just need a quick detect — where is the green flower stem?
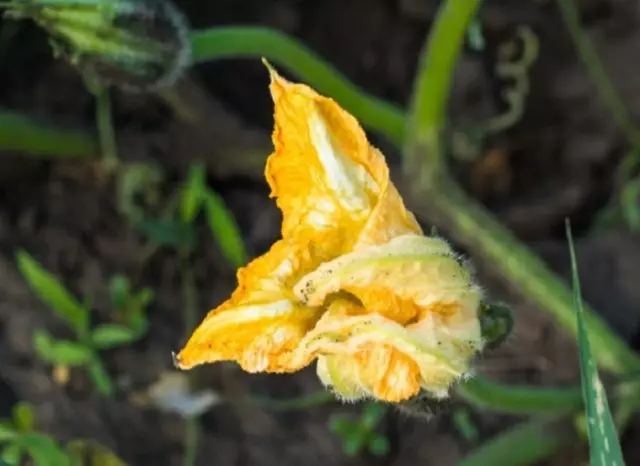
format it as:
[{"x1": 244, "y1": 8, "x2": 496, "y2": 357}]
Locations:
[
  {"x1": 404, "y1": 0, "x2": 640, "y2": 375},
  {"x1": 457, "y1": 377, "x2": 582, "y2": 414},
  {"x1": 459, "y1": 416, "x2": 576, "y2": 466},
  {"x1": 0, "y1": 109, "x2": 96, "y2": 158},
  {"x1": 189, "y1": 27, "x2": 405, "y2": 145},
  {"x1": 556, "y1": 0, "x2": 640, "y2": 150},
  {"x1": 179, "y1": 254, "x2": 200, "y2": 466}
]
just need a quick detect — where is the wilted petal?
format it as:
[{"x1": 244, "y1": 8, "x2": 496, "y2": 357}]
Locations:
[
  {"x1": 297, "y1": 300, "x2": 465, "y2": 401},
  {"x1": 294, "y1": 235, "x2": 483, "y2": 400},
  {"x1": 295, "y1": 234, "x2": 482, "y2": 340},
  {"x1": 175, "y1": 239, "x2": 322, "y2": 373},
  {"x1": 264, "y1": 66, "x2": 391, "y2": 254}
]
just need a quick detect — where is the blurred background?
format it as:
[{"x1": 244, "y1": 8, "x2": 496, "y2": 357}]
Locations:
[{"x1": 0, "y1": 0, "x2": 640, "y2": 465}]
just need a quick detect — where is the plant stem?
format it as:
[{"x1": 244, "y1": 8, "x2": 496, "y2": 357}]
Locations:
[
  {"x1": 182, "y1": 415, "x2": 199, "y2": 466},
  {"x1": 556, "y1": 0, "x2": 640, "y2": 150},
  {"x1": 0, "y1": 109, "x2": 96, "y2": 158},
  {"x1": 189, "y1": 27, "x2": 405, "y2": 145},
  {"x1": 459, "y1": 416, "x2": 576, "y2": 466},
  {"x1": 93, "y1": 85, "x2": 119, "y2": 172},
  {"x1": 179, "y1": 251, "x2": 200, "y2": 466},
  {"x1": 457, "y1": 377, "x2": 582, "y2": 414},
  {"x1": 403, "y1": 0, "x2": 640, "y2": 375},
  {"x1": 404, "y1": 0, "x2": 481, "y2": 182}
]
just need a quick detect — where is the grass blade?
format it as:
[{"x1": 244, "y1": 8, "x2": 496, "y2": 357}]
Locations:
[
  {"x1": 566, "y1": 219, "x2": 625, "y2": 466},
  {"x1": 16, "y1": 250, "x2": 89, "y2": 335}
]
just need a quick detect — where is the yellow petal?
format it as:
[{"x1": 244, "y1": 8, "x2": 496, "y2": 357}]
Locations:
[
  {"x1": 295, "y1": 234, "x2": 482, "y2": 339},
  {"x1": 175, "y1": 239, "x2": 322, "y2": 373},
  {"x1": 299, "y1": 300, "x2": 463, "y2": 401},
  {"x1": 294, "y1": 235, "x2": 483, "y2": 400},
  {"x1": 175, "y1": 297, "x2": 319, "y2": 373}
]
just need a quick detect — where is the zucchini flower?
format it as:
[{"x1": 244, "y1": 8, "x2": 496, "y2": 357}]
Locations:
[{"x1": 175, "y1": 63, "x2": 485, "y2": 403}]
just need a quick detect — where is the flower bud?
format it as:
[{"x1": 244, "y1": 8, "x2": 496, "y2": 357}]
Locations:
[{"x1": 4, "y1": 0, "x2": 191, "y2": 92}]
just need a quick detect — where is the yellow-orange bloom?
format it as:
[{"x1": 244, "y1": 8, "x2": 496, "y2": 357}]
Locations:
[{"x1": 174, "y1": 62, "x2": 484, "y2": 402}]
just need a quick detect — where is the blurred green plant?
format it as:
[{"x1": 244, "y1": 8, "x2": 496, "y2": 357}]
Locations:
[
  {"x1": 452, "y1": 407, "x2": 479, "y2": 443},
  {"x1": 329, "y1": 402, "x2": 390, "y2": 458},
  {"x1": 179, "y1": 163, "x2": 248, "y2": 268},
  {"x1": 108, "y1": 274, "x2": 153, "y2": 338},
  {"x1": 66, "y1": 439, "x2": 127, "y2": 466},
  {"x1": 118, "y1": 162, "x2": 247, "y2": 269},
  {"x1": 0, "y1": 402, "x2": 70, "y2": 466},
  {"x1": 16, "y1": 250, "x2": 146, "y2": 396}
]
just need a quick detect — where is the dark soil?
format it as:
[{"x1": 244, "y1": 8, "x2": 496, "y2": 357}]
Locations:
[{"x1": 1, "y1": 1, "x2": 640, "y2": 465}]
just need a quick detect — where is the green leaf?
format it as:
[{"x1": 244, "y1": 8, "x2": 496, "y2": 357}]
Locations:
[
  {"x1": 16, "y1": 251, "x2": 89, "y2": 334},
  {"x1": 360, "y1": 402, "x2": 385, "y2": 429},
  {"x1": 203, "y1": 190, "x2": 247, "y2": 268},
  {"x1": 180, "y1": 163, "x2": 207, "y2": 224},
  {"x1": 88, "y1": 360, "x2": 113, "y2": 397},
  {"x1": 452, "y1": 407, "x2": 479, "y2": 442},
  {"x1": 1, "y1": 443, "x2": 21, "y2": 465},
  {"x1": 32, "y1": 330, "x2": 93, "y2": 366},
  {"x1": 565, "y1": 219, "x2": 625, "y2": 466},
  {"x1": 108, "y1": 275, "x2": 130, "y2": 311},
  {"x1": 368, "y1": 435, "x2": 390, "y2": 457},
  {"x1": 11, "y1": 403, "x2": 34, "y2": 433},
  {"x1": 328, "y1": 415, "x2": 355, "y2": 438},
  {"x1": 343, "y1": 429, "x2": 367, "y2": 457},
  {"x1": 91, "y1": 324, "x2": 138, "y2": 349},
  {"x1": 132, "y1": 288, "x2": 154, "y2": 310},
  {"x1": 621, "y1": 178, "x2": 640, "y2": 231},
  {"x1": 0, "y1": 423, "x2": 17, "y2": 442},
  {"x1": 19, "y1": 433, "x2": 70, "y2": 466},
  {"x1": 134, "y1": 217, "x2": 196, "y2": 248}
]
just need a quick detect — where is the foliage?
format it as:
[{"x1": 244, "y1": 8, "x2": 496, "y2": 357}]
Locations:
[
  {"x1": 567, "y1": 220, "x2": 625, "y2": 465},
  {"x1": 16, "y1": 251, "x2": 148, "y2": 396},
  {"x1": 0, "y1": 402, "x2": 70, "y2": 466},
  {"x1": 329, "y1": 402, "x2": 390, "y2": 458}
]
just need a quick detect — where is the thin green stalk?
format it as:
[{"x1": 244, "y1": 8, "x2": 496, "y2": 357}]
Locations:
[
  {"x1": 404, "y1": 0, "x2": 481, "y2": 182},
  {"x1": 182, "y1": 415, "x2": 199, "y2": 466},
  {"x1": 93, "y1": 85, "x2": 119, "y2": 171},
  {"x1": 404, "y1": 0, "x2": 640, "y2": 375},
  {"x1": 556, "y1": 0, "x2": 640, "y2": 149},
  {"x1": 459, "y1": 416, "x2": 576, "y2": 466},
  {"x1": 0, "y1": 109, "x2": 96, "y2": 158},
  {"x1": 457, "y1": 377, "x2": 582, "y2": 414},
  {"x1": 189, "y1": 27, "x2": 405, "y2": 145},
  {"x1": 179, "y1": 254, "x2": 200, "y2": 466}
]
